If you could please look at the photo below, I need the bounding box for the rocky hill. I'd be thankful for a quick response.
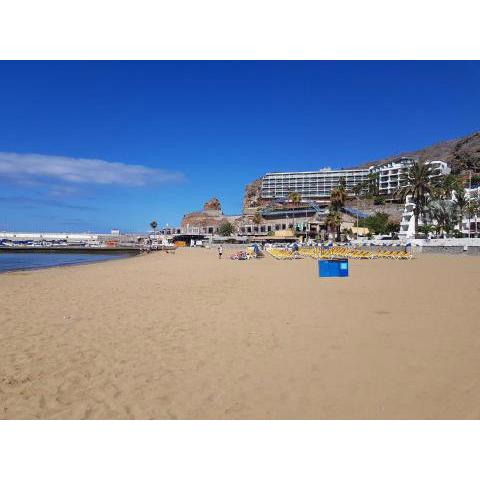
[181,197,225,228]
[242,178,268,215]
[203,198,221,210]
[356,130,480,173]
[181,198,241,229]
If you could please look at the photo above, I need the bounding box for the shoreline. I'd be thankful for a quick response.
[0,251,139,275]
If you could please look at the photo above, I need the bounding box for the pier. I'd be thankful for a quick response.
[0,246,143,254]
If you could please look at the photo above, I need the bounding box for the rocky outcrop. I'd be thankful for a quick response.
[344,198,404,222]
[203,198,221,211]
[181,212,221,228]
[243,179,262,209]
[242,178,270,215]
[181,198,231,229]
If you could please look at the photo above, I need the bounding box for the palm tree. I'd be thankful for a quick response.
[352,183,364,235]
[427,199,461,237]
[288,191,301,231]
[252,210,262,233]
[328,179,348,241]
[218,221,235,237]
[465,192,480,238]
[366,172,379,197]
[433,174,460,200]
[330,183,347,211]
[325,210,341,241]
[453,187,469,235]
[397,162,434,238]
[288,191,301,205]
[150,220,158,238]
[352,182,363,199]
[417,223,435,238]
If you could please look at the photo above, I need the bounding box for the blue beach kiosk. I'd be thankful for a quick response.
[318,258,349,278]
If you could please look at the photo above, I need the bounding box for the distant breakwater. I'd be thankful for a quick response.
[0,246,142,254]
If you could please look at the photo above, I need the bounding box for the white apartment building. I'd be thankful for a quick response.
[398,187,480,239]
[460,186,480,237]
[260,168,370,200]
[369,157,450,195]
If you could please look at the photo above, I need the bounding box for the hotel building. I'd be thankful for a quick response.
[260,168,370,201]
[260,158,450,201]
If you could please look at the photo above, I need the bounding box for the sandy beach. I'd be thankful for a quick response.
[1,248,480,419]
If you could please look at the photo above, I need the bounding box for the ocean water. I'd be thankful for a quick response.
[0,252,132,273]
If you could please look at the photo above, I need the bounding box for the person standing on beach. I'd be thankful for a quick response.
[218,245,223,259]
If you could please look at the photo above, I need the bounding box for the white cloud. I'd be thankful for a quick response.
[0,152,185,186]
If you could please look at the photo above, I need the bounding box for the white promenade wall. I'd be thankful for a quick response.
[351,237,480,254]
[0,231,99,241]
[351,238,480,247]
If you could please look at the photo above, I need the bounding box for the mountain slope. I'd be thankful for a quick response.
[357,131,480,173]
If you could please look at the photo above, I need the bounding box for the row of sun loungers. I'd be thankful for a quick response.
[298,246,413,260]
[266,245,413,261]
[266,248,301,260]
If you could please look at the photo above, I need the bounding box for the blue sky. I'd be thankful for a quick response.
[1,61,479,232]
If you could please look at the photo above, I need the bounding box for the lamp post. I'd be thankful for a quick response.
[469,171,472,239]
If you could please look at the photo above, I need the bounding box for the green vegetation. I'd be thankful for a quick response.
[417,173,480,238]
[358,212,399,236]
[466,192,480,218]
[464,191,480,237]
[368,172,380,197]
[386,220,400,236]
[350,172,378,199]
[433,174,460,199]
[471,174,480,188]
[348,172,378,201]
[288,191,302,205]
[330,186,347,211]
[425,199,461,237]
[453,187,468,219]
[352,183,363,198]
[150,220,158,235]
[417,223,435,237]
[288,191,302,236]
[218,222,235,236]
[325,211,342,239]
